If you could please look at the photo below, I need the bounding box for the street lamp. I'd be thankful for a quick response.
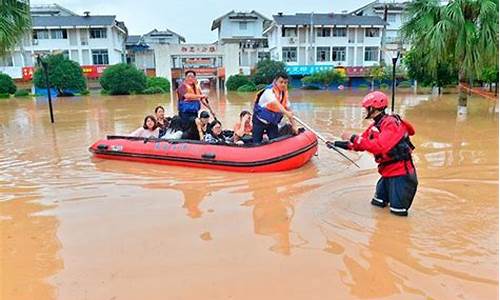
[391,51,400,113]
[36,54,55,123]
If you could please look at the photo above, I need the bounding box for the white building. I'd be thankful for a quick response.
[211,11,271,75]
[126,28,185,76]
[0,4,127,79]
[350,1,409,65]
[264,12,386,68]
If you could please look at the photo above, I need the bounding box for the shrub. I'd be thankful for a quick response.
[147,76,170,91]
[380,83,390,90]
[143,86,166,94]
[397,81,412,88]
[100,63,147,95]
[251,59,287,85]
[100,89,109,95]
[358,84,369,90]
[80,89,90,95]
[301,85,321,90]
[226,75,252,91]
[255,83,267,90]
[33,54,86,95]
[0,93,10,99]
[0,73,17,94]
[14,89,30,97]
[237,83,257,92]
[301,69,346,89]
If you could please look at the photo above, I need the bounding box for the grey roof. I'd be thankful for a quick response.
[126,35,142,44]
[272,13,386,26]
[144,29,186,42]
[32,15,117,27]
[211,10,271,31]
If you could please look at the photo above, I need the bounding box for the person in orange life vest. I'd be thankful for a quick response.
[328,91,418,216]
[252,72,298,144]
[176,70,208,130]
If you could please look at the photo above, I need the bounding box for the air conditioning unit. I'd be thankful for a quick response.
[288,37,296,44]
[32,39,38,45]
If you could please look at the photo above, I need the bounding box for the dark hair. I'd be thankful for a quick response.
[207,120,222,135]
[199,110,210,119]
[239,110,251,119]
[143,115,158,130]
[185,70,196,77]
[167,115,183,132]
[274,72,289,80]
[154,105,165,113]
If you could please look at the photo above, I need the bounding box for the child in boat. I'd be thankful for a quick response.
[233,110,253,144]
[162,115,183,140]
[204,120,231,144]
[130,115,160,138]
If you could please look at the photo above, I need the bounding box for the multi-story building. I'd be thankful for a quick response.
[126,28,185,76]
[264,12,386,86]
[0,4,127,79]
[350,1,409,65]
[211,10,271,75]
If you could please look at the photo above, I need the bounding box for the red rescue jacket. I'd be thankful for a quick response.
[350,114,416,177]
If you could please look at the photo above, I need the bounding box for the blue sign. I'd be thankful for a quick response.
[286,65,334,75]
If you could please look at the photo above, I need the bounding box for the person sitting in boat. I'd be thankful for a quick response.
[161,115,183,140]
[204,120,230,144]
[182,110,210,141]
[233,110,253,145]
[154,105,169,138]
[252,72,298,144]
[176,70,209,131]
[129,115,159,138]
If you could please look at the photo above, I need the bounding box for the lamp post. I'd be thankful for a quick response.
[391,51,400,113]
[36,54,55,123]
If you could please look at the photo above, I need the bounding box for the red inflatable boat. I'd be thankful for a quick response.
[89,130,318,172]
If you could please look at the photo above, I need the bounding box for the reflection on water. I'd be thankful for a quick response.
[0,92,497,299]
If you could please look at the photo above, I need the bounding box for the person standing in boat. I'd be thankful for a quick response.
[252,72,298,144]
[176,70,209,130]
[328,91,418,217]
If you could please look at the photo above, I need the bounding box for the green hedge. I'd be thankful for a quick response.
[379,83,390,90]
[14,89,30,97]
[0,93,10,99]
[226,75,252,91]
[147,76,170,91]
[0,73,16,94]
[100,63,147,95]
[397,81,412,88]
[80,89,90,95]
[301,85,321,90]
[237,83,257,92]
[255,83,267,90]
[358,84,369,90]
[143,86,166,94]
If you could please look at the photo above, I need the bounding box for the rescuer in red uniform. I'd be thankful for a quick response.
[328,91,418,216]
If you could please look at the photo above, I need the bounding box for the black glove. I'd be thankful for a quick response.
[333,141,350,150]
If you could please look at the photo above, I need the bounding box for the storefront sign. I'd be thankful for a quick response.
[286,65,334,75]
[180,46,217,53]
[22,65,107,80]
[22,67,34,80]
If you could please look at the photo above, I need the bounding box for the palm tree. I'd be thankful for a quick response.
[401,0,499,109]
[0,0,31,55]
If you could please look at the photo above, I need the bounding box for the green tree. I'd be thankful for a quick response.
[369,66,387,90]
[100,63,147,95]
[0,0,31,55]
[401,0,499,107]
[33,54,86,96]
[226,74,252,91]
[481,66,499,92]
[0,72,17,94]
[302,69,347,90]
[251,59,287,85]
[146,76,170,92]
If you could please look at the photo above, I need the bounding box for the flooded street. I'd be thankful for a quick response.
[0,90,498,299]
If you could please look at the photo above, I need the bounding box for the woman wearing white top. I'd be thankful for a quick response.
[130,115,160,138]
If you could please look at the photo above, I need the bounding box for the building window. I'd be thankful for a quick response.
[92,49,109,64]
[317,28,331,37]
[0,55,13,67]
[282,27,297,37]
[316,47,330,62]
[365,28,380,37]
[239,22,247,30]
[332,28,347,37]
[282,47,297,62]
[50,29,68,39]
[61,50,70,59]
[90,28,107,39]
[364,47,378,61]
[387,14,396,22]
[33,29,49,39]
[332,47,346,61]
[258,52,270,61]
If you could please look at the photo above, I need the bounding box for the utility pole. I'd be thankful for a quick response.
[36,55,55,123]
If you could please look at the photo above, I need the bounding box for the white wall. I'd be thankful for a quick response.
[219,16,266,39]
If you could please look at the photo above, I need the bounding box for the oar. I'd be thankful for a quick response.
[293,116,360,168]
[202,98,217,120]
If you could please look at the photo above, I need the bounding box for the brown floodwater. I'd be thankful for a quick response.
[0,90,498,300]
